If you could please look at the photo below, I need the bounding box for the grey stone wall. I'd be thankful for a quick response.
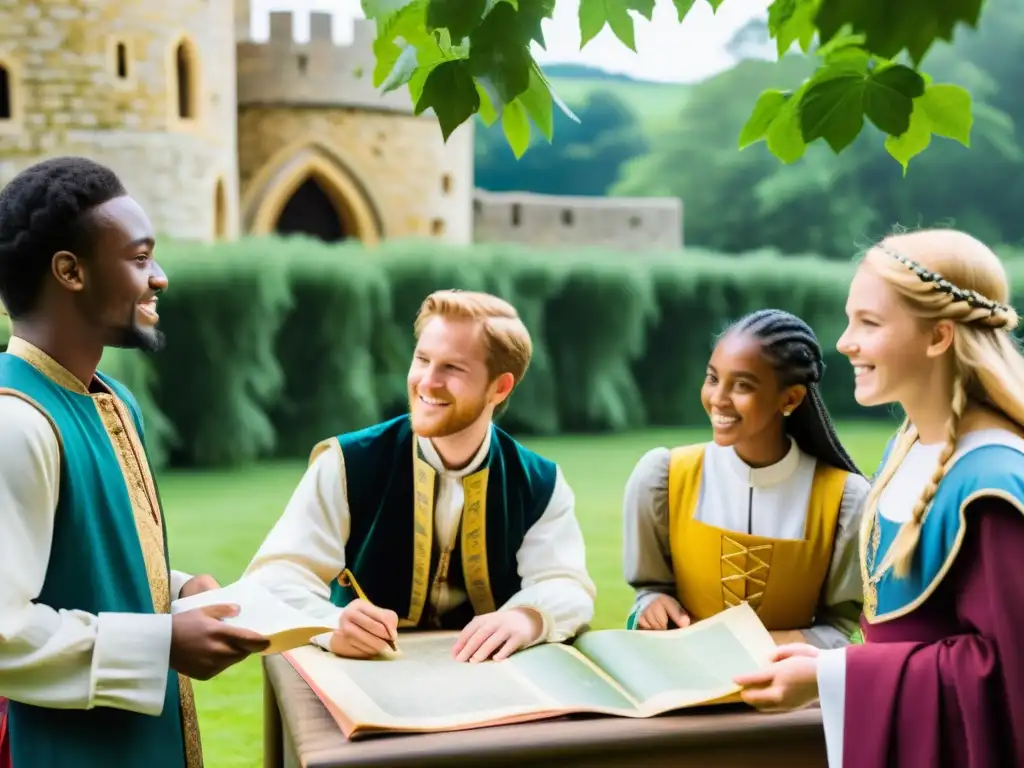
[472,190,683,251]
[0,0,240,242]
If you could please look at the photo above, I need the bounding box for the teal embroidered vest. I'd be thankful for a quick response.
[0,353,188,768]
[327,415,558,630]
[865,435,1024,623]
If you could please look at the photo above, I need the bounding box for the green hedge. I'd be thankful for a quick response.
[54,236,1024,470]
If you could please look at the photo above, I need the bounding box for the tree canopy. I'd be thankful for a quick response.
[359,0,985,171]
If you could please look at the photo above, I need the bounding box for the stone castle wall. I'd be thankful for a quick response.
[0,0,240,242]
[237,13,412,114]
[237,106,473,244]
[237,9,474,244]
[0,3,680,251]
[472,190,683,251]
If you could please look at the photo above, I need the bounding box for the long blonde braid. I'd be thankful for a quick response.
[890,371,967,577]
[858,418,913,564]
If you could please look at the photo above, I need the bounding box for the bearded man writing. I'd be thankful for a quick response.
[244,290,596,663]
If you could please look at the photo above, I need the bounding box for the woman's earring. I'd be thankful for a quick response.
[783,409,792,417]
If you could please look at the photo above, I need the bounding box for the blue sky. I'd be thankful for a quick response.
[249,0,773,84]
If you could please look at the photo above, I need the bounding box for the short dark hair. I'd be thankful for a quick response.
[724,308,862,475]
[0,157,127,318]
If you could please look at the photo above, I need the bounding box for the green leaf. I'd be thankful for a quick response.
[468,2,532,105]
[767,0,818,55]
[884,82,974,173]
[917,83,972,145]
[626,0,655,20]
[884,102,931,175]
[707,0,726,9]
[799,73,866,151]
[863,64,925,134]
[501,98,532,158]
[514,0,556,48]
[671,0,696,22]
[533,63,580,123]
[814,0,984,65]
[362,0,418,17]
[475,82,499,126]
[766,96,807,163]
[816,31,865,59]
[414,60,481,140]
[426,0,487,41]
[371,0,433,88]
[519,66,554,141]
[580,0,637,51]
[739,90,789,148]
[484,0,518,11]
[799,63,924,152]
[379,44,419,92]
[407,64,432,104]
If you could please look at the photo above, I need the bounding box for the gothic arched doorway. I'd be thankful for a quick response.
[274,176,347,242]
[244,143,383,245]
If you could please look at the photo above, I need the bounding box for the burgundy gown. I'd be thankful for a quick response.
[843,497,1024,767]
[0,697,9,768]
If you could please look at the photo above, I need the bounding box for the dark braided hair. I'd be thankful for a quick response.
[724,308,862,476]
[0,157,126,318]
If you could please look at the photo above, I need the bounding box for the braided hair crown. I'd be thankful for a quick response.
[870,229,1019,332]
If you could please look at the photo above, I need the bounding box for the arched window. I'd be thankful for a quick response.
[214,178,229,240]
[172,39,198,120]
[0,63,11,121]
[115,42,129,79]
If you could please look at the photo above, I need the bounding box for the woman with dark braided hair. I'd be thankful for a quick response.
[622,308,870,649]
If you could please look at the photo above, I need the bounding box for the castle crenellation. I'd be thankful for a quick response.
[237,12,410,113]
[0,2,682,251]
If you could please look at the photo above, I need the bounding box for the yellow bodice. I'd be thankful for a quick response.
[667,443,847,631]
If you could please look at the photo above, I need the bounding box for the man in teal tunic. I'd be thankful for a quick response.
[0,157,269,768]
[245,290,596,663]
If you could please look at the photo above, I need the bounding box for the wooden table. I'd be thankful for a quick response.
[262,654,828,768]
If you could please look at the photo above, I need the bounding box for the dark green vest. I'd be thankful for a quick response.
[0,353,187,768]
[328,415,558,629]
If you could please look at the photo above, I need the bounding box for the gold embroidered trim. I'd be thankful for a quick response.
[93,393,203,768]
[408,453,436,628]
[3,341,202,766]
[863,488,1024,625]
[5,337,91,395]
[720,536,773,611]
[405,440,494,628]
[462,469,495,615]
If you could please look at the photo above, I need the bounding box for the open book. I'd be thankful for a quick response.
[170,579,336,655]
[284,601,777,739]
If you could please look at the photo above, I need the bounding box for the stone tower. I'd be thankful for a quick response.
[235,11,474,245]
[0,0,239,241]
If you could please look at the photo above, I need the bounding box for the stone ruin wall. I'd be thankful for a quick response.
[472,190,683,251]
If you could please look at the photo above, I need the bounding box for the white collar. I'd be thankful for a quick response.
[716,435,802,488]
[416,426,492,478]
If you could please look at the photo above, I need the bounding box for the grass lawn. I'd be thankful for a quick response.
[161,420,897,768]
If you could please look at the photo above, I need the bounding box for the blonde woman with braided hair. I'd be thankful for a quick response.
[733,229,1024,768]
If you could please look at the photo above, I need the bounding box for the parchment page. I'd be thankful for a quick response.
[285,630,640,733]
[572,602,777,713]
[170,579,334,654]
